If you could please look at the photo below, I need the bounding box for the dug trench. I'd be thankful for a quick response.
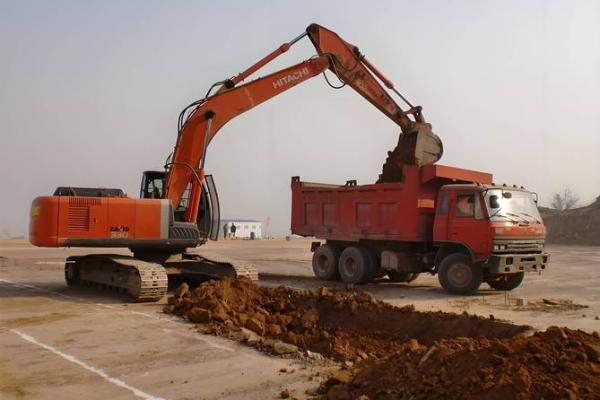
[164,278,600,399]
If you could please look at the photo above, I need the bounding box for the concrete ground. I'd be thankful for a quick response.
[198,239,600,333]
[1,239,599,399]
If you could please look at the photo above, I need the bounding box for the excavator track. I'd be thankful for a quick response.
[198,254,259,281]
[65,255,168,302]
[64,253,257,302]
[165,253,259,282]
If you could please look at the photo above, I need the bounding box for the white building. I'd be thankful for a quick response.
[221,219,262,239]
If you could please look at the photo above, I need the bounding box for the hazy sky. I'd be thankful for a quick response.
[1,0,599,238]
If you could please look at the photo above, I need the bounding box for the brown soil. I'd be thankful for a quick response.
[164,277,528,362]
[539,196,600,245]
[377,132,421,183]
[322,327,600,400]
[164,278,600,399]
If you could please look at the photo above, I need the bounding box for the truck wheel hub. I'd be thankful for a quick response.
[447,263,472,288]
[343,259,357,276]
[317,255,330,272]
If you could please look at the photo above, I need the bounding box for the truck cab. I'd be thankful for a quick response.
[432,184,548,294]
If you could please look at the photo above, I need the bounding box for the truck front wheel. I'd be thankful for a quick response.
[487,272,524,291]
[312,245,340,280]
[438,253,482,295]
[338,247,370,285]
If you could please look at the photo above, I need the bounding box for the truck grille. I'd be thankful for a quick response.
[493,239,544,253]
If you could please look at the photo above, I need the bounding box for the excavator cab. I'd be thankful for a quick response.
[140,171,220,241]
[140,171,165,199]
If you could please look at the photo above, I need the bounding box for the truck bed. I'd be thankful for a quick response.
[290,164,492,243]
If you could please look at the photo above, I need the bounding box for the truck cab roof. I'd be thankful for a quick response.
[440,183,531,193]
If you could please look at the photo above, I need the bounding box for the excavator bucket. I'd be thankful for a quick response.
[378,123,443,183]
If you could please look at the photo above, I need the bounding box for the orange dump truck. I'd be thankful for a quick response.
[291,164,549,295]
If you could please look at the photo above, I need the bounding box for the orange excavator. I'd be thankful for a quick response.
[29,24,443,301]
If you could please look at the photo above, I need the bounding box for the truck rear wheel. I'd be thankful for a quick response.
[438,253,482,295]
[487,272,524,291]
[338,247,370,285]
[362,249,380,284]
[387,271,420,283]
[312,245,341,280]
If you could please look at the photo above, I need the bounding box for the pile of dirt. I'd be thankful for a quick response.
[164,278,529,362]
[322,327,600,400]
[165,279,600,399]
[539,196,600,245]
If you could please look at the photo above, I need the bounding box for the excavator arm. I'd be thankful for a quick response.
[165,23,443,223]
[306,24,420,131]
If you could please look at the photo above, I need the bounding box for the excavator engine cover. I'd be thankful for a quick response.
[378,123,443,183]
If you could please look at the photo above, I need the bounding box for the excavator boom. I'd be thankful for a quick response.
[165,55,331,222]
[165,23,443,222]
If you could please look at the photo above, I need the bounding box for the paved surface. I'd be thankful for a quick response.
[0,241,325,400]
[198,239,600,333]
[1,239,599,399]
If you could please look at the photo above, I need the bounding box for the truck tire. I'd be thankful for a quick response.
[438,253,482,295]
[487,272,524,291]
[338,247,370,285]
[387,271,420,283]
[362,248,380,284]
[312,245,340,280]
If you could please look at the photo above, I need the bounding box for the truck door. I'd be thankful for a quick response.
[433,190,451,241]
[448,191,489,259]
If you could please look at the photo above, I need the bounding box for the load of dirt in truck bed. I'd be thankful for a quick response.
[164,277,528,361]
[321,326,600,400]
[539,196,600,246]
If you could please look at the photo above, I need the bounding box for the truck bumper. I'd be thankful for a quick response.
[488,253,549,274]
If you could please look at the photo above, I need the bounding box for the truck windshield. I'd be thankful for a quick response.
[484,189,541,223]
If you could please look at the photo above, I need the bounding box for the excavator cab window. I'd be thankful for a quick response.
[172,177,220,241]
[140,171,166,199]
[140,170,219,241]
